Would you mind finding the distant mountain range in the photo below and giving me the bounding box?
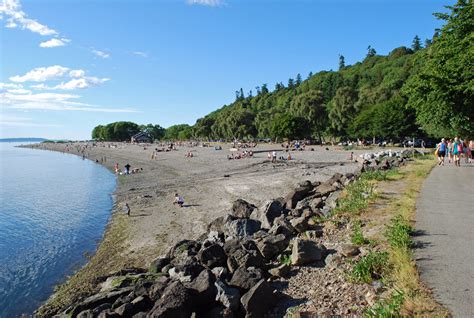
[0,138,47,142]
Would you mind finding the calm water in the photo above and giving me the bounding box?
[0,143,116,317]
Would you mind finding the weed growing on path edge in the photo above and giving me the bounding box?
[365,289,404,318]
[350,251,389,284]
[351,220,370,245]
[334,179,375,214]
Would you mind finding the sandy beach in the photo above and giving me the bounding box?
[28,142,363,267]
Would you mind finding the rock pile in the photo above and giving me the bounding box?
[356,149,417,172]
[57,171,359,318]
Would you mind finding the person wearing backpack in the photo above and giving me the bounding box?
[452,137,462,166]
[436,138,447,165]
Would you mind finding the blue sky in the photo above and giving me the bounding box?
[1,0,451,140]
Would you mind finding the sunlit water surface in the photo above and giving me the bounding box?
[0,142,116,317]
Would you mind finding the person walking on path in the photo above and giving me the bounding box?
[435,138,447,165]
[452,137,462,167]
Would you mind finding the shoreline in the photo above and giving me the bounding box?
[25,141,366,315]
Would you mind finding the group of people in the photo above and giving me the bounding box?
[435,137,473,166]
[227,150,254,160]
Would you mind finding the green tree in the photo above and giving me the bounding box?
[140,124,165,140]
[164,124,193,140]
[328,87,359,137]
[290,89,327,142]
[296,74,302,86]
[92,125,105,140]
[412,35,422,51]
[339,54,345,70]
[366,45,377,58]
[404,0,474,137]
[271,114,308,141]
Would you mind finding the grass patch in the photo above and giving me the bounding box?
[365,289,404,318]
[361,169,404,182]
[350,251,389,284]
[333,178,375,214]
[278,252,292,266]
[351,220,370,245]
[386,215,414,249]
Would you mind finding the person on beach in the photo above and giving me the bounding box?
[447,139,453,163]
[272,151,277,163]
[114,162,119,174]
[124,203,131,216]
[452,137,462,167]
[173,193,184,207]
[435,138,446,165]
[124,163,131,174]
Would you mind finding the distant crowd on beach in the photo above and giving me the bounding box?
[435,137,473,166]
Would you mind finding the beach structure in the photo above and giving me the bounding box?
[131,132,152,143]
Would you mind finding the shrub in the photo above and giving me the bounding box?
[386,215,414,249]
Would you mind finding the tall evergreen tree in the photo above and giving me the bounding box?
[412,35,422,51]
[366,45,377,58]
[288,78,295,88]
[338,54,345,70]
[261,83,269,94]
[307,72,313,79]
[295,73,302,86]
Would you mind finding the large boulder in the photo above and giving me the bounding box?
[268,215,295,238]
[167,240,201,265]
[149,257,171,274]
[208,215,236,234]
[268,264,290,278]
[186,269,217,308]
[240,280,276,318]
[214,280,240,311]
[229,266,265,291]
[325,190,342,209]
[196,305,234,318]
[169,259,204,282]
[230,199,256,218]
[313,183,337,197]
[291,239,326,266]
[250,200,285,229]
[227,247,265,273]
[224,219,261,239]
[70,288,134,317]
[290,216,310,233]
[147,281,193,318]
[256,234,289,260]
[198,244,227,269]
[285,182,314,209]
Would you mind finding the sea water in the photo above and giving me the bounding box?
[0,142,116,317]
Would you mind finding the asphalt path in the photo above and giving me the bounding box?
[415,163,474,317]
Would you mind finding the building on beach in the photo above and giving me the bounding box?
[131,132,152,143]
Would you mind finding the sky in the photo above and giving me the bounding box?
[0,0,452,140]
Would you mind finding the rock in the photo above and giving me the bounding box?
[115,303,133,316]
[250,200,284,229]
[97,310,121,318]
[240,280,276,318]
[314,183,337,197]
[211,266,229,280]
[256,234,289,260]
[71,288,134,317]
[167,240,201,265]
[149,257,171,274]
[208,215,236,234]
[325,190,341,209]
[290,216,310,233]
[231,199,256,218]
[198,244,227,268]
[339,244,360,257]
[196,305,234,318]
[304,228,323,239]
[92,303,112,316]
[268,216,295,238]
[147,281,193,318]
[291,239,326,266]
[130,296,152,314]
[285,183,313,209]
[268,264,290,278]
[224,219,261,239]
[215,280,240,311]
[77,310,93,318]
[148,276,170,301]
[185,269,217,308]
[169,260,204,282]
[227,247,265,273]
[324,253,343,268]
[229,266,264,291]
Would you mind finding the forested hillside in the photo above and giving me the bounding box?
[93,1,472,142]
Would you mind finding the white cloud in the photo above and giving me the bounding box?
[7,88,30,94]
[53,77,110,90]
[39,38,70,48]
[10,65,70,82]
[132,51,148,58]
[186,0,225,6]
[92,49,110,59]
[69,69,85,78]
[0,82,22,90]
[0,0,58,36]
[1,91,138,113]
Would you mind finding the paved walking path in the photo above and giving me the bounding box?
[415,164,474,317]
